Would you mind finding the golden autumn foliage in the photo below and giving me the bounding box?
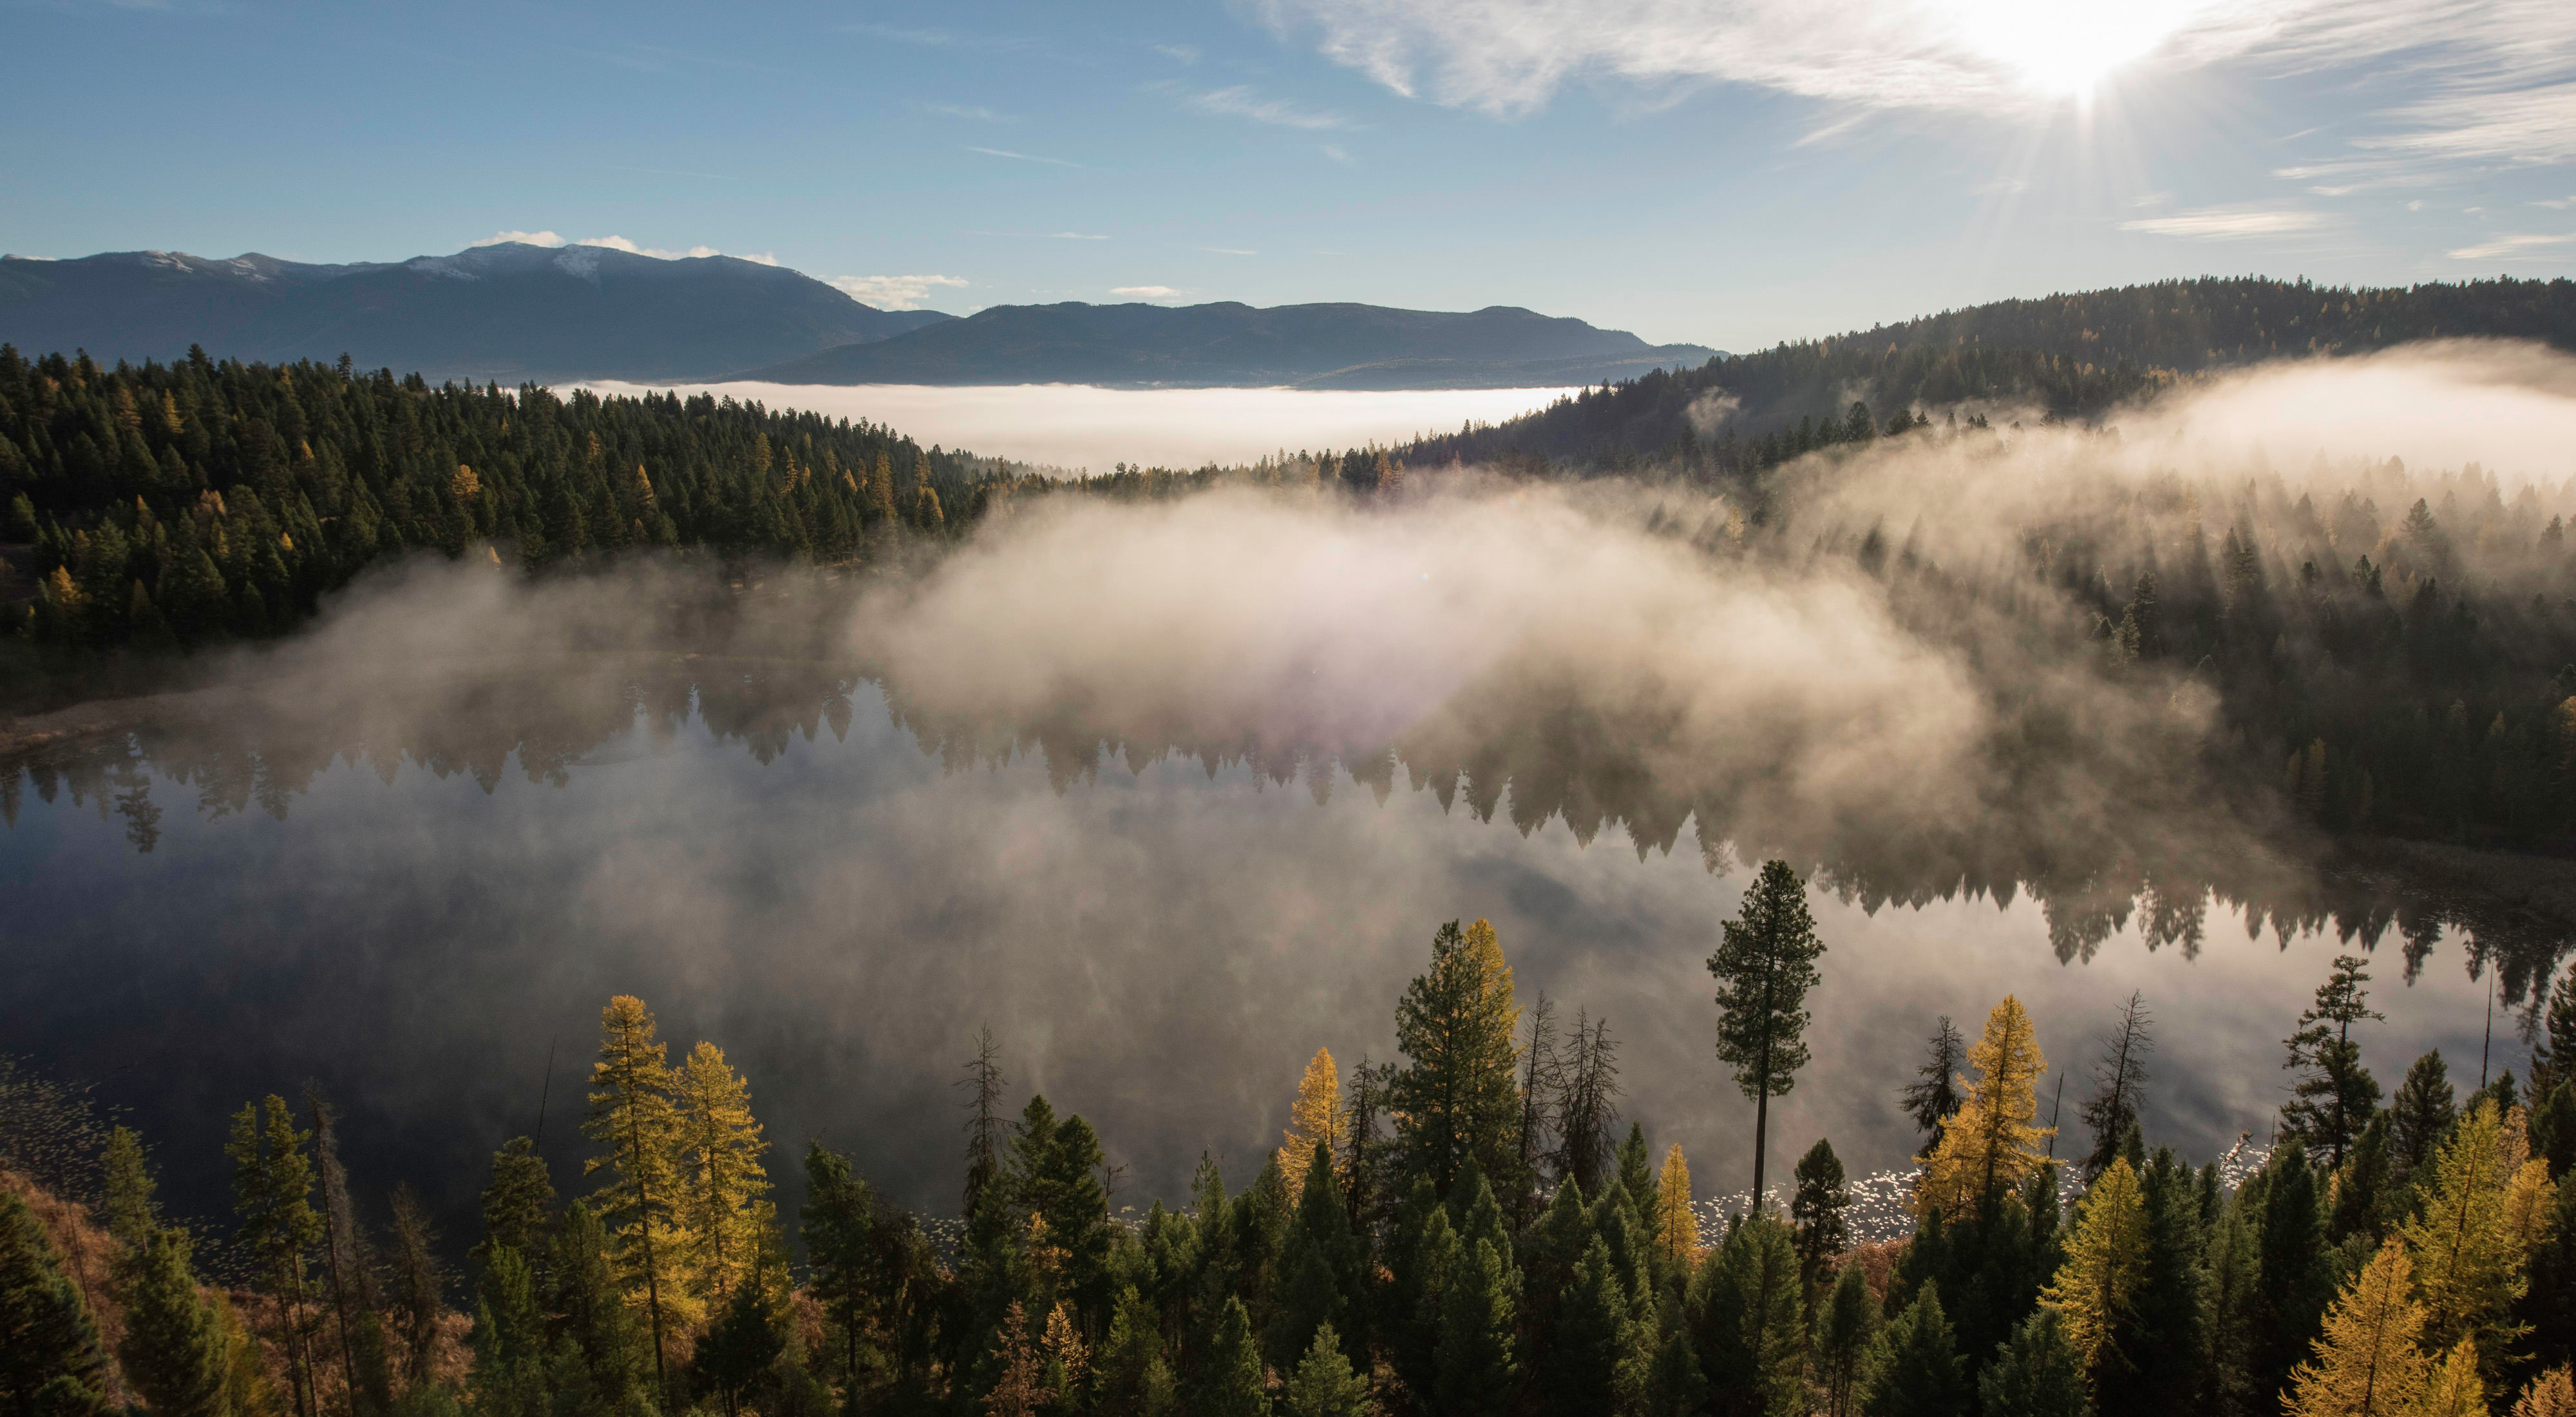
[2284,1241,2431,1417]
[1656,1145,1700,1269]
[2514,1367,2576,1417]
[582,994,696,1340]
[2416,1341,2486,1417]
[1278,1047,1346,1200]
[2400,1099,2538,1356]
[2042,1156,2149,1383]
[1915,996,2052,1217]
[674,1040,772,1306]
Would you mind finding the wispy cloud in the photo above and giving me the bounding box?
[829,274,969,310]
[1153,43,1201,62]
[1050,231,1109,240]
[920,102,1012,122]
[2536,196,2576,209]
[1110,285,1180,299]
[1198,247,1260,256]
[2119,207,2328,239]
[1321,143,1354,164]
[473,229,566,248]
[1166,82,1352,129]
[2447,233,2575,260]
[969,146,1084,167]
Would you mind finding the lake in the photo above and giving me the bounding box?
[0,648,2546,1259]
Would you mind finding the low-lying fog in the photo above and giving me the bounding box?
[570,381,1580,471]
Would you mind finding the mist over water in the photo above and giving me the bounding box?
[571,382,1582,472]
[8,342,2576,1258]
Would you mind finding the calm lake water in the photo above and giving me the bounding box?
[0,662,2541,1259]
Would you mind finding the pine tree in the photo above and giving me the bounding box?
[2041,1156,2148,1389]
[117,1227,228,1417]
[550,1201,651,1410]
[383,1186,443,1391]
[466,1246,548,1417]
[1390,918,1523,1195]
[1542,1237,1646,1415]
[305,1085,389,1417]
[2388,1052,2459,1180]
[1553,1013,1622,1203]
[226,1094,321,1417]
[1271,1142,1364,1372]
[471,1138,555,1277]
[801,1143,875,1393]
[99,1126,156,1254]
[1616,1125,1661,1264]
[1709,860,1826,1208]
[1195,1296,1267,1417]
[1279,1048,1345,1200]
[2251,1140,2332,1403]
[1864,1281,1968,1417]
[1280,1322,1370,1417]
[1917,998,2052,1218]
[674,1040,770,1305]
[1790,1138,1850,1288]
[1706,1213,1803,1417]
[2282,956,2385,1168]
[580,994,685,1400]
[960,1025,1007,1221]
[0,1189,107,1417]
[1814,1262,1879,1417]
[2078,994,2153,1181]
[2283,1241,2430,1417]
[696,1260,787,1417]
[1979,1306,2090,1417]
[2200,1204,2262,1417]
[1436,1236,1520,1416]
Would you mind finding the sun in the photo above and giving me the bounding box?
[1944,0,2201,99]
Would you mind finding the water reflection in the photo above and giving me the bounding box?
[0,658,2562,1261]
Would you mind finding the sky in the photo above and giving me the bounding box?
[5,0,2574,348]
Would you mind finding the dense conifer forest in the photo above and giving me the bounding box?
[4,884,2574,1417]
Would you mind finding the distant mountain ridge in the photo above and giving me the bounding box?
[0,243,949,384]
[741,300,1719,389]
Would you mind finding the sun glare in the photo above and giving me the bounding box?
[1945,0,2200,98]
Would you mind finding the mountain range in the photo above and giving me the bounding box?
[0,243,1716,389]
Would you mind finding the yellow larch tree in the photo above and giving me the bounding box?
[1656,1145,1700,1270]
[2400,1099,2533,1359]
[582,994,691,1396]
[1278,1047,1346,1201]
[1915,996,2052,1218]
[2041,1156,2150,1384]
[674,1040,772,1306]
[2513,1366,2576,1417]
[2416,1341,2486,1417]
[2284,1241,2432,1417]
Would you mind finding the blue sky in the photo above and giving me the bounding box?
[5,0,2573,347]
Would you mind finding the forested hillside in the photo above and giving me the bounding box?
[1402,276,2576,475]
[0,347,1001,648]
[5,896,2574,1417]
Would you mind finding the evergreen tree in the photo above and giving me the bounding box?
[1616,1125,1662,1265]
[2399,1098,2536,1359]
[1814,1262,1879,1417]
[2078,993,2154,1181]
[0,1190,106,1417]
[1553,1013,1622,1203]
[1980,1306,2091,1417]
[1436,1237,1520,1416]
[1900,1018,1967,1152]
[1709,860,1826,1207]
[2388,1052,2459,1180]
[2251,1140,2332,1400]
[1657,1145,1700,1273]
[581,994,685,1402]
[2199,1203,2262,1417]
[1383,1183,1457,1403]
[1864,1282,1969,1417]
[1269,1142,1364,1373]
[1390,918,1523,1196]
[226,1094,321,1417]
[383,1186,444,1392]
[1703,1213,1803,1417]
[466,1246,548,1417]
[117,1227,229,1417]
[1280,1322,1369,1417]
[471,1137,556,1277]
[1193,1296,1267,1417]
[2282,956,2385,1168]
[1542,1237,1647,1415]
[551,1201,651,1412]
[960,1025,1007,1221]
[800,1143,874,1393]
[1791,1137,1851,1289]
[695,1263,787,1417]
[99,1126,156,1254]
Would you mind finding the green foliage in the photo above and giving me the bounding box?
[1270,1143,1364,1372]
[473,1136,556,1276]
[1542,1236,1647,1415]
[1978,1306,2090,1417]
[1792,1137,1852,1286]
[0,1190,106,1417]
[1389,919,1523,1197]
[116,1226,229,1417]
[1709,861,1824,1201]
[2280,956,2383,1168]
[1436,1236,1520,1415]
[1280,1322,1370,1417]
[1814,1263,1880,1417]
[1864,1281,1969,1417]
[1191,1296,1267,1417]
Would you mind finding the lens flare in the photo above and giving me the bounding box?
[1943,0,2201,97]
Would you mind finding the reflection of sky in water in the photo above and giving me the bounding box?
[0,687,2511,1257]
